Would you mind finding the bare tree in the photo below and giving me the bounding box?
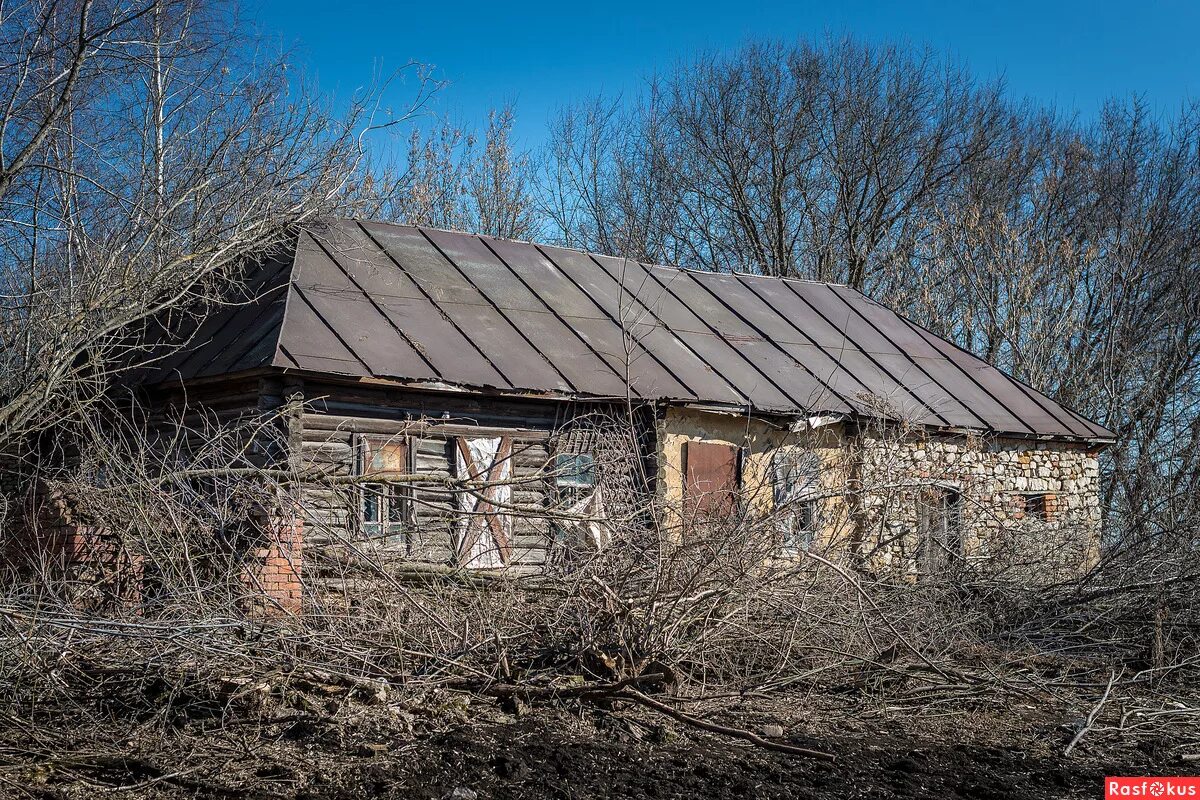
[543,37,1004,283]
[386,104,539,239]
[0,0,433,455]
[901,99,1200,530]
[542,36,1200,538]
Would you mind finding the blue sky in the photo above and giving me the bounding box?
[253,0,1198,154]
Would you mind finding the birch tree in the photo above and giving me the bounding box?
[0,0,431,451]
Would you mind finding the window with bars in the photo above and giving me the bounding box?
[1022,493,1055,522]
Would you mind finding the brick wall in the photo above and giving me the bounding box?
[12,488,305,615]
[243,511,304,615]
[12,490,144,611]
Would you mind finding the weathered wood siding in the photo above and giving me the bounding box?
[295,381,590,571]
[299,414,554,566]
[144,375,652,574]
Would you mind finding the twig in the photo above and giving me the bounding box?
[1065,669,1118,756]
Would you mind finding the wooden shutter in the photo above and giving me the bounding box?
[455,436,514,567]
[682,441,739,518]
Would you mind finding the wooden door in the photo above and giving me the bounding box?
[917,488,962,579]
[682,441,739,519]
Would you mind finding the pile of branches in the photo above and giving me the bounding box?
[0,417,1197,794]
[1,516,1195,790]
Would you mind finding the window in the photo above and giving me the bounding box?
[771,449,820,503]
[782,498,820,553]
[772,448,821,554]
[551,451,611,554]
[358,436,409,543]
[1022,493,1054,522]
[917,488,963,578]
[555,453,596,490]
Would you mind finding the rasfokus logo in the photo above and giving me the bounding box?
[1106,777,1200,798]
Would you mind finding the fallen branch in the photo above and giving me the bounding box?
[1065,669,1118,756]
[618,689,836,761]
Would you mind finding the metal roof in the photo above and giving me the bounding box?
[144,219,1115,442]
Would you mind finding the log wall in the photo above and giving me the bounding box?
[294,379,615,572]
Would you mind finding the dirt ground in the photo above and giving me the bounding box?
[360,721,1100,800]
[294,714,1174,800]
[26,694,1184,800]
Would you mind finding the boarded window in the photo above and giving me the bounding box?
[682,441,739,518]
[917,488,963,578]
[358,436,409,545]
[454,436,514,568]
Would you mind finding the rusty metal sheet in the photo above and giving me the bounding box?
[791,282,982,430]
[360,222,570,393]
[538,245,745,404]
[826,285,1034,435]
[151,257,291,381]
[586,254,796,411]
[315,222,510,390]
[286,231,442,382]
[1060,407,1114,440]
[683,440,738,517]
[829,284,1111,439]
[275,284,370,377]
[218,300,288,377]
[423,228,634,398]
[688,272,870,415]
[901,320,1085,438]
[655,268,854,415]
[482,236,695,400]
[739,277,942,425]
[195,294,286,378]
[141,218,1114,441]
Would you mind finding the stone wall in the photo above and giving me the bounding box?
[657,409,1103,579]
[852,426,1102,579]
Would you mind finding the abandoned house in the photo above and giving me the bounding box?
[29,219,1117,610]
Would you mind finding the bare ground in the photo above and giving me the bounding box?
[10,689,1189,800]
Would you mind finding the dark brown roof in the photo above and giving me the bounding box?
[143,219,1115,442]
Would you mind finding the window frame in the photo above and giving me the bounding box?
[553,451,598,523]
[356,434,412,543]
[554,452,597,491]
